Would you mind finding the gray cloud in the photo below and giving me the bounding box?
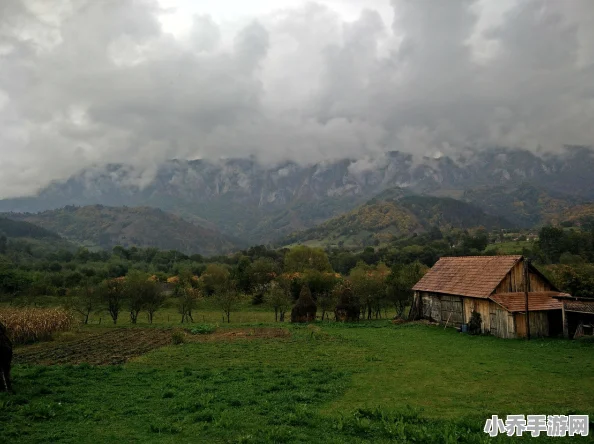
[0,0,592,197]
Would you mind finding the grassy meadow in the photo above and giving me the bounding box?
[1,318,593,443]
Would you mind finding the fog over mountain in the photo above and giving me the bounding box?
[2,147,594,244]
[1,0,593,198]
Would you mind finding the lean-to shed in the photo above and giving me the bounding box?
[553,295,594,339]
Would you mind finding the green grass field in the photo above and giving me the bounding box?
[1,321,593,443]
[488,241,534,255]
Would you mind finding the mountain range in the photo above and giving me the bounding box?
[1,146,593,249]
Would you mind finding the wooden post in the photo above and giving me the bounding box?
[561,302,569,339]
[523,258,531,340]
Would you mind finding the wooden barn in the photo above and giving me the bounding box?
[410,255,567,339]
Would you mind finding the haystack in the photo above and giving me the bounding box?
[334,283,360,322]
[291,285,317,323]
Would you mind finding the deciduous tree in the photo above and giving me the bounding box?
[97,278,126,324]
[284,246,332,273]
[68,280,97,324]
[264,281,293,322]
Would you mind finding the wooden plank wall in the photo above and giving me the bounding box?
[440,295,464,327]
[488,302,516,338]
[421,292,440,322]
[421,293,464,326]
[515,312,550,338]
[463,298,491,333]
[462,299,516,338]
[494,261,524,293]
[494,260,554,294]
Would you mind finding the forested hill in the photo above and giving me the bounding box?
[463,183,586,228]
[0,218,61,240]
[3,205,246,256]
[0,217,76,261]
[398,196,513,230]
[280,192,513,248]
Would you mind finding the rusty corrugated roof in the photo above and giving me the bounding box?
[412,255,522,298]
[490,292,566,312]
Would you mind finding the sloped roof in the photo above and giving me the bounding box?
[412,255,522,298]
[556,298,594,314]
[490,292,566,312]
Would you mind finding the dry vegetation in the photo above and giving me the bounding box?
[0,307,74,345]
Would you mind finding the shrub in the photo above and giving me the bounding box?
[0,308,74,345]
[468,311,482,335]
[190,324,216,335]
[171,330,186,345]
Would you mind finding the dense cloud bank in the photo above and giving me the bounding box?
[0,0,592,197]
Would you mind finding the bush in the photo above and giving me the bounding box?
[468,311,482,335]
[171,331,186,345]
[190,324,216,335]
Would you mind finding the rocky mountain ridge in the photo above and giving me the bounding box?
[1,146,593,243]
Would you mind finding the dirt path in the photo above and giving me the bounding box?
[14,327,290,365]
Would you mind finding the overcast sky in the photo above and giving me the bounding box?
[0,0,593,198]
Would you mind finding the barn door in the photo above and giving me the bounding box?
[452,299,463,326]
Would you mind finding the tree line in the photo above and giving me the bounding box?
[20,245,428,325]
[2,223,594,315]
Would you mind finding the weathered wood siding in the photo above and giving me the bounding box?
[440,295,464,327]
[494,261,554,294]
[421,292,439,322]
[420,292,463,326]
[488,302,516,338]
[463,298,491,333]
[462,298,515,337]
[515,312,550,338]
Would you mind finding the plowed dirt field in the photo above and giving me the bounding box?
[14,327,290,365]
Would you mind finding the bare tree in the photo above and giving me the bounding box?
[68,281,97,324]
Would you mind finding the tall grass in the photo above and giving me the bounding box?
[0,307,75,344]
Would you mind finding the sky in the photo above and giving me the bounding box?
[0,0,593,198]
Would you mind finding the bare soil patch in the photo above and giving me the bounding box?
[14,328,175,365]
[201,327,290,341]
[14,327,290,365]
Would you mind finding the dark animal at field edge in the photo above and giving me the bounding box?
[0,321,13,392]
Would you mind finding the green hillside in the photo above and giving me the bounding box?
[463,183,585,227]
[0,218,61,240]
[4,205,245,256]
[559,203,594,226]
[280,191,512,248]
[0,217,75,261]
